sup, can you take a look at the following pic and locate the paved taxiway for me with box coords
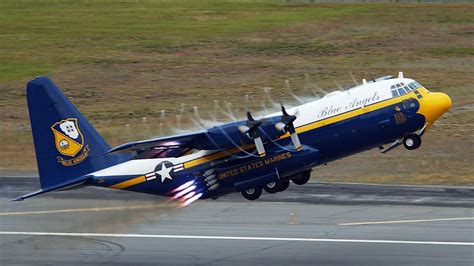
[1,177,473,265]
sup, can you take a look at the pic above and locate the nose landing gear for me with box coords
[403,133,422,150]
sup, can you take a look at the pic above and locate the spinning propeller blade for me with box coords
[277,105,302,151]
[239,112,266,157]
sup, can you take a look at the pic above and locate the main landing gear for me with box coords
[242,179,291,200]
[241,187,262,200]
[242,170,311,200]
[263,179,291,194]
[403,133,422,150]
[291,170,311,185]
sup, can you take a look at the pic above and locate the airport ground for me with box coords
[1,3,472,263]
[0,1,473,185]
[1,177,473,265]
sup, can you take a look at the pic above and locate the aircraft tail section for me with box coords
[26,76,129,190]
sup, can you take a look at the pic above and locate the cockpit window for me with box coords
[391,81,423,98]
[391,89,399,97]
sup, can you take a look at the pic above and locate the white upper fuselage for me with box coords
[265,77,417,127]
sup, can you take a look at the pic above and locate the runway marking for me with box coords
[0,204,173,216]
[0,231,472,246]
[339,217,474,226]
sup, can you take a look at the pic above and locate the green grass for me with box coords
[429,48,474,56]
[0,1,473,185]
[235,41,340,56]
[0,1,368,82]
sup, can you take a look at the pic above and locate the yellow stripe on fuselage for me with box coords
[184,87,429,169]
[110,88,429,190]
[183,144,254,169]
[110,175,146,189]
[293,87,429,137]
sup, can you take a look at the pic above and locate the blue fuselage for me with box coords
[97,97,425,199]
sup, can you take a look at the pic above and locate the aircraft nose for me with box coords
[419,92,452,124]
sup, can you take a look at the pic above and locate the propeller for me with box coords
[239,112,266,157]
[275,105,302,151]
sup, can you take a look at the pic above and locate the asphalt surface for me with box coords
[1,177,473,265]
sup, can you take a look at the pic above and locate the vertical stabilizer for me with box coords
[27,76,129,188]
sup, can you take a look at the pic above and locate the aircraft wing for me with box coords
[106,116,285,157]
[106,130,209,154]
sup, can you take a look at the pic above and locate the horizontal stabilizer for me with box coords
[13,175,92,201]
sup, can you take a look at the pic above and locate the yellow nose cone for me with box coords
[418,92,452,124]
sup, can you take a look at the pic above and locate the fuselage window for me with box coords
[398,88,405,95]
[403,86,411,93]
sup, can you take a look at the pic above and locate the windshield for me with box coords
[390,81,422,98]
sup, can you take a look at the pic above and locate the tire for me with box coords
[263,181,280,194]
[291,171,311,185]
[403,133,421,150]
[241,187,262,200]
[278,180,290,192]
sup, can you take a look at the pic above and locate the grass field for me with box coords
[0,1,473,185]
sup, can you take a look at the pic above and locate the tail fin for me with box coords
[27,77,129,189]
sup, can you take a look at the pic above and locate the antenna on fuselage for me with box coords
[398,71,404,78]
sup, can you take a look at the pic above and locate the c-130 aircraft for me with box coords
[15,72,451,207]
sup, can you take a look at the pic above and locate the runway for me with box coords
[1,177,473,265]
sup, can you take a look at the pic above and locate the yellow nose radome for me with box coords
[417,92,452,124]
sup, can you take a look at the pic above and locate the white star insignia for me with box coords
[156,163,173,182]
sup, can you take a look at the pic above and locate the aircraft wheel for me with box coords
[241,187,262,200]
[403,133,421,150]
[278,180,290,192]
[291,171,311,185]
[263,181,280,194]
